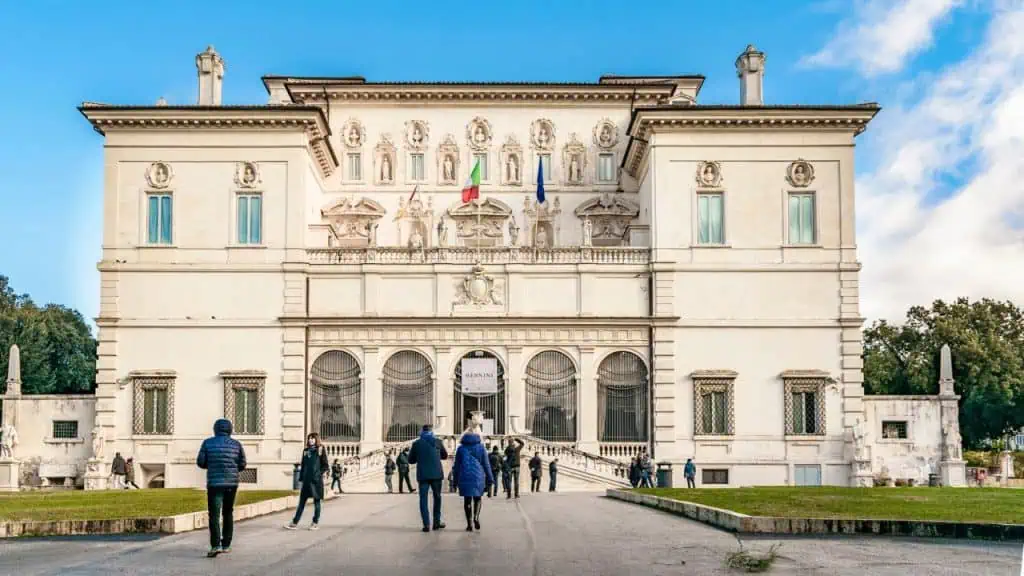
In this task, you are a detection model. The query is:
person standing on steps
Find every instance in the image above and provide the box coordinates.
[503,437,524,499]
[684,458,697,489]
[453,430,494,532]
[628,456,640,488]
[110,452,127,489]
[384,451,396,493]
[396,447,414,494]
[548,458,558,492]
[330,459,344,494]
[285,433,329,531]
[196,418,247,558]
[487,445,503,498]
[529,452,543,493]
[408,424,448,532]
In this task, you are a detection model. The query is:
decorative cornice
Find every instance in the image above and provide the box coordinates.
[218,370,268,378]
[286,84,676,106]
[779,369,833,381]
[127,369,176,379]
[690,369,739,380]
[77,105,339,179]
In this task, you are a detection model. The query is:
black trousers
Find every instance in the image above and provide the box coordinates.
[686,476,696,488]
[463,496,482,526]
[418,479,443,528]
[530,475,541,493]
[331,477,342,492]
[506,468,520,498]
[206,486,237,550]
[398,470,414,493]
[549,474,557,492]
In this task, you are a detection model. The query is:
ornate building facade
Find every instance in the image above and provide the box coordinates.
[54,45,966,490]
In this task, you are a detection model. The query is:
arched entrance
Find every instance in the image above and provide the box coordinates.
[597,351,649,442]
[454,350,506,435]
[310,350,362,442]
[382,350,434,442]
[525,350,577,442]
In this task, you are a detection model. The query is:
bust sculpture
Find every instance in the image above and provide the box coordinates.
[346,126,360,147]
[473,125,487,144]
[700,163,717,186]
[154,163,169,185]
[537,126,550,147]
[599,124,613,146]
[242,163,257,185]
[91,424,105,460]
[0,423,18,459]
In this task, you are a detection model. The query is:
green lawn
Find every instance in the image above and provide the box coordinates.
[635,487,1024,525]
[0,489,294,522]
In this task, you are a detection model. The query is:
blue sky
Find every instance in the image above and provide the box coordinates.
[1,0,1020,326]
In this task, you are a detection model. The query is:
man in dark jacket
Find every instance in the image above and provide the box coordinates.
[196,419,247,557]
[487,445,503,498]
[110,452,127,489]
[548,458,558,492]
[330,459,344,494]
[529,452,543,493]
[407,425,448,532]
[503,438,524,499]
[396,448,414,494]
[384,452,396,493]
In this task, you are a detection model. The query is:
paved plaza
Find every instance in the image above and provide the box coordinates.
[1,493,1020,575]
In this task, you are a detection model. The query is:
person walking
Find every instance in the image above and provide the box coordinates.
[453,431,494,532]
[196,419,247,558]
[503,437,524,499]
[110,452,127,489]
[285,433,329,531]
[124,457,140,489]
[529,452,542,493]
[396,447,414,494]
[684,458,697,489]
[548,458,558,492]
[628,456,640,488]
[487,445,503,498]
[330,459,344,494]
[408,424,448,532]
[384,452,396,493]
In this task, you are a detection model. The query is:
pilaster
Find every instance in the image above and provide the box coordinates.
[280,326,306,464]
[577,347,598,453]
[506,346,526,434]
[652,327,677,461]
[839,267,867,485]
[435,346,454,435]
[362,347,382,452]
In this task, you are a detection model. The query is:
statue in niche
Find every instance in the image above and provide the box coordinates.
[381,155,392,182]
[408,228,424,249]
[508,217,519,247]
[364,221,378,247]
[242,163,257,186]
[346,125,361,147]
[91,424,105,460]
[569,154,582,182]
[443,155,455,181]
[473,125,487,145]
[599,124,614,147]
[412,125,424,145]
[535,227,548,248]
[582,218,592,247]
[792,163,809,185]
[438,218,448,247]
[506,154,519,183]
[537,125,550,147]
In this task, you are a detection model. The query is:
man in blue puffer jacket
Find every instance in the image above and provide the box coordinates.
[407,424,448,532]
[197,419,247,558]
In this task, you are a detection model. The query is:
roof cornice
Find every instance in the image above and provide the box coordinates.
[623,104,881,176]
[78,104,339,178]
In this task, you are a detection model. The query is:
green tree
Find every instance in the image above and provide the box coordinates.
[0,275,97,394]
[863,298,1024,449]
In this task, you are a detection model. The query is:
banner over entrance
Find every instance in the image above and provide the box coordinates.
[461,358,498,395]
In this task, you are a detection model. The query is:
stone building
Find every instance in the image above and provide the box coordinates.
[19,44,963,490]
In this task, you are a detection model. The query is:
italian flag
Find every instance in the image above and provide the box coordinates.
[462,159,481,203]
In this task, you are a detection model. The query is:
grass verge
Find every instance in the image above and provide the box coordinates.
[0,489,294,522]
[634,486,1024,524]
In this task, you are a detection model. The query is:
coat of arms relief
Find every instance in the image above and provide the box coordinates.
[453,263,504,314]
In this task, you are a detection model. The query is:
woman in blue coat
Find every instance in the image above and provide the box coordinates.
[452,432,494,532]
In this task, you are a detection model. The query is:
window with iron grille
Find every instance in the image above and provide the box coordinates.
[702,469,729,485]
[239,468,258,484]
[52,420,79,439]
[132,375,175,435]
[882,420,908,439]
[222,372,266,436]
[783,375,827,436]
[692,371,736,436]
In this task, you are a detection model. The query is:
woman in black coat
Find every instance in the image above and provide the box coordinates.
[286,433,329,530]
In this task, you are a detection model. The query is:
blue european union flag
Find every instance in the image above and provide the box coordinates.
[536,159,546,204]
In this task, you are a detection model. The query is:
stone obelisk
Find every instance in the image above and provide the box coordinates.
[0,345,22,490]
[937,344,966,487]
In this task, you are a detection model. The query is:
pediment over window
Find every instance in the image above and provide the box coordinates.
[447,198,513,248]
[574,192,640,246]
[321,196,386,246]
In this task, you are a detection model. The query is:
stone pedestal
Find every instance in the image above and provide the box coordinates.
[0,459,20,492]
[1000,450,1013,485]
[939,459,966,487]
[851,459,873,487]
[84,458,109,491]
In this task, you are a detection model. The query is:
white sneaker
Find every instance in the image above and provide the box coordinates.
[309,523,319,531]
[284,523,297,530]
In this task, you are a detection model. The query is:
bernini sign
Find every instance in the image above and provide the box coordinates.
[461,358,498,395]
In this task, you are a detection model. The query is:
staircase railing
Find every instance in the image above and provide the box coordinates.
[512,435,631,487]
[338,440,415,484]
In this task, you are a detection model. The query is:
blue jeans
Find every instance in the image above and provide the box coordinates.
[640,470,652,488]
[292,485,321,524]
[418,479,443,528]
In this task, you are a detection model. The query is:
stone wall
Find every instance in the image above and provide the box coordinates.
[2,395,96,487]
[862,396,943,485]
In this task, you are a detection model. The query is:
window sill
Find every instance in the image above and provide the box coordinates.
[878,438,913,444]
[44,437,83,444]
[226,244,267,250]
[781,243,823,249]
[131,434,174,440]
[784,434,826,442]
[693,243,732,249]
[139,244,177,249]
[233,434,265,439]
[694,435,734,441]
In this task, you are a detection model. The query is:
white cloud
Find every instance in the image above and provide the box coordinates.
[804,0,965,75]
[855,3,1024,320]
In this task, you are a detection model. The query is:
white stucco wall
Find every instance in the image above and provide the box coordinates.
[863,396,943,485]
[4,395,96,486]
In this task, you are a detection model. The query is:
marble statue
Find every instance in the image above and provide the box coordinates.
[599,124,613,146]
[582,219,592,247]
[569,155,581,182]
[700,163,717,186]
[366,221,378,247]
[381,155,392,182]
[346,126,360,147]
[443,155,455,181]
[942,421,962,460]
[506,154,519,182]
[154,163,169,186]
[535,227,548,248]
[91,424,105,460]
[508,218,519,246]
[242,163,257,185]
[792,163,809,186]
[409,229,424,249]
[438,218,448,247]
[0,423,18,459]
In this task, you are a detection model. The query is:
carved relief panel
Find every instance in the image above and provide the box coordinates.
[235,161,261,189]
[524,195,562,247]
[574,192,640,247]
[395,194,435,248]
[696,161,723,189]
[530,118,555,151]
[562,133,587,186]
[321,196,387,247]
[341,119,365,149]
[786,159,815,188]
[452,263,505,315]
[466,117,493,151]
[500,135,523,186]
[374,134,397,185]
[593,119,618,150]
[446,197,512,248]
[437,134,460,186]
[405,120,429,150]
[146,161,174,189]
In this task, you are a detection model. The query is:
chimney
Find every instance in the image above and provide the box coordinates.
[735,44,765,106]
[196,45,225,106]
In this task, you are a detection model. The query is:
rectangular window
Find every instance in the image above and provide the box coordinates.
[882,420,908,439]
[788,193,816,244]
[239,468,259,484]
[701,391,729,434]
[538,154,552,181]
[702,469,729,485]
[143,387,169,434]
[791,391,818,434]
[410,153,425,181]
[234,388,260,435]
[146,194,173,244]
[347,153,362,181]
[223,374,265,436]
[472,153,489,180]
[52,420,79,439]
[794,464,822,486]
[597,153,616,183]
[697,193,725,244]
[236,194,262,244]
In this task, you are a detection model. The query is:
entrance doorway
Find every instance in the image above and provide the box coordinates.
[454,350,506,435]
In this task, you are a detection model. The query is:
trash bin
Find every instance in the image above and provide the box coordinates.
[928,473,939,487]
[292,463,301,490]
[656,462,673,488]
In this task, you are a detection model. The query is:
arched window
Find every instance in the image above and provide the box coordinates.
[525,350,577,442]
[382,350,434,442]
[597,351,649,442]
[454,350,506,435]
[310,350,361,443]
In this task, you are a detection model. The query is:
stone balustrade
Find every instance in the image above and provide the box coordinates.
[598,442,647,462]
[307,246,650,265]
[515,435,630,485]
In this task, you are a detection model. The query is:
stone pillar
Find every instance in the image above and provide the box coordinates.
[507,347,526,434]
[577,347,598,454]
[0,459,20,492]
[362,347,382,452]
[838,263,867,487]
[435,347,454,436]
[195,46,224,106]
[938,345,966,487]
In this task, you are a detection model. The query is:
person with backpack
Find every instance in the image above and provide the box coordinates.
[285,433,329,531]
